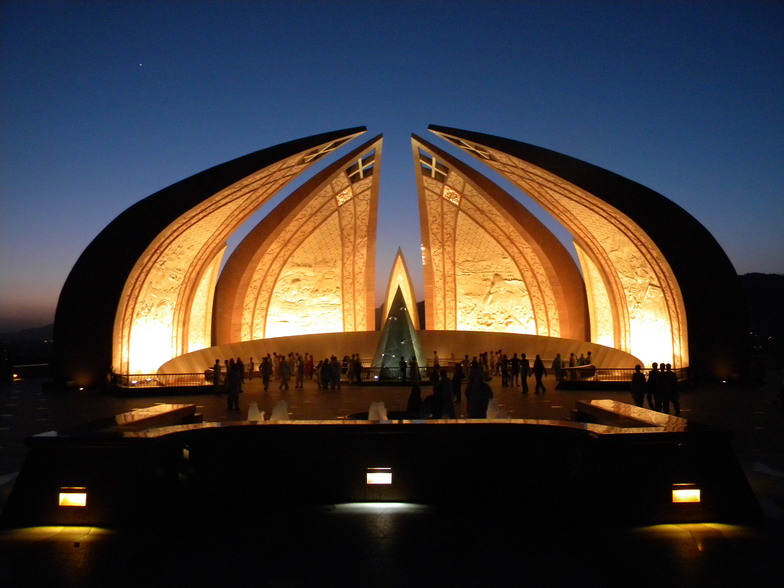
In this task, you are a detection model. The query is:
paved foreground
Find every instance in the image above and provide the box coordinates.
[1,372,783,586]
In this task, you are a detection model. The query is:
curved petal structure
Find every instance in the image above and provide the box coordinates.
[214,135,382,343]
[429,125,747,378]
[52,128,366,385]
[52,125,746,386]
[412,134,588,340]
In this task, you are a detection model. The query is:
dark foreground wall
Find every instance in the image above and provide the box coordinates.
[1,420,760,528]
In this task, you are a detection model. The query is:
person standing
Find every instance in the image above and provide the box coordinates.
[430,351,441,386]
[533,354,547,394]
[551,353,563,382]
[279,355,291,391]
[510,353,521,387]
[236,357,245,383]
[329,355,341,390]
[347,354,356,384]
[500,354,509,387]
[247,357,254,380]
[354,354,363,384]
[406,383,423,417]
[630,364,646,407]
[295,353,305,388]
[320,358,331,390]
[520,353,531,394]
[452,360,464,403]
[399,356,407,384]
[647,363,659,410]
[410,356,420,385]
[437,370,456,418]
[664,364,681,416]
[261,355,272,392]
[212,359,222,394]
[467,378,493,418]
[658,363,678,414]
[227,361,242,411]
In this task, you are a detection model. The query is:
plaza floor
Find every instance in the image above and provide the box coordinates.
[1,372,783,586]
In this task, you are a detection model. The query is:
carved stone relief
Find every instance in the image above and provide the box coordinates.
[416,143,567,337]
[447,140,689,368]
[186,246,223,353]
[117,140,349,374]
[237,146,378,341]
[575,243,615,347]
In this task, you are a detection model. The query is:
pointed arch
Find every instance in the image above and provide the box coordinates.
[214,136,382,343]
[412,134,588,340]
[429,125,744,376]
[52,128,365,384]
[383,248,420,330]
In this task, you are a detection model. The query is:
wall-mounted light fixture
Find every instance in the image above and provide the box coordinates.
[59,487,87,507]
[366,467,392,485]
[672,483,701,503]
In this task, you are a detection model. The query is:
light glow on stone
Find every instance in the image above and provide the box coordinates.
[59,488,87,507]
[366,468,392,485]
[435,130,690,369]
[672,484,701,503]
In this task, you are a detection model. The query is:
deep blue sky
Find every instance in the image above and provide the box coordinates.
[1,1,782,332]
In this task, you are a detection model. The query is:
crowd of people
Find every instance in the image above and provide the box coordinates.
[209,348,686,419]
[210,352,367,409]
[630,362,681,416]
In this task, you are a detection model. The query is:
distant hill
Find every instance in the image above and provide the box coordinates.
[0,324,54,343]
[0,324,54,368]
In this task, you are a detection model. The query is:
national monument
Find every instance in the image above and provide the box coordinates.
[51,126,748,387]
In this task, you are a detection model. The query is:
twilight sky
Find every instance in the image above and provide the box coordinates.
[1,1,782,332]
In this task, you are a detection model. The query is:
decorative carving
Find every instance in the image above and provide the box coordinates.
[227,140,381,342]
[414,138,578,337]
[575,243,614,347]
[115,133,365,374]
[436,132,688,368]
[186,246,224,353]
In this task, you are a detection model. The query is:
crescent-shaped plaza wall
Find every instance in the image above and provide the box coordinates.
[429,125,748,379]
[52,128,366,387]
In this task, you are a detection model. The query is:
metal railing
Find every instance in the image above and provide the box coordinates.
[558,366,689,382]
[113,365,689,389]
[115,373,210,388]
